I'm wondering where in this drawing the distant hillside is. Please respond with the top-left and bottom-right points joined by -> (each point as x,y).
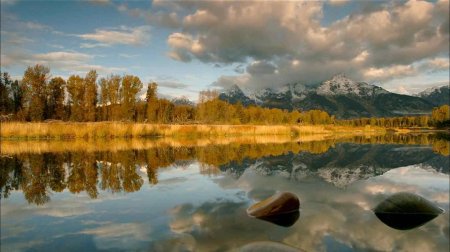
417,85 -> 449,106
219,74 -> 434,119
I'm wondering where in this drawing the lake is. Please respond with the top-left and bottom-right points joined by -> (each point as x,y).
1,133 -> 449,251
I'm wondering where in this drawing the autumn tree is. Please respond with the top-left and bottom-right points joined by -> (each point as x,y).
108,75 -> 121,121
146,82 -> 158,122
84,70 -> 98,121
99,78 -> 109,121
66,75 -> 85,121
121,75 -> 142,121
432,105 -> 450,127
47,77 -> 66,120
21,65 -> 50,121
156,99 -> 174,123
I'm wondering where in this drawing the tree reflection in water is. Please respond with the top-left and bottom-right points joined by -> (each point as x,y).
0,133 -> 448,205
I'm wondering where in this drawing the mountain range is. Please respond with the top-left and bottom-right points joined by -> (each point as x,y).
416,85 -> 450,106
219,74 -> 447,119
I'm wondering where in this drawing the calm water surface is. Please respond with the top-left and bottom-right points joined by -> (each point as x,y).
1,134 -> 449,251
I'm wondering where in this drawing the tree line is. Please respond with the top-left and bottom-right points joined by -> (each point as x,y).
1,64 -> 449,127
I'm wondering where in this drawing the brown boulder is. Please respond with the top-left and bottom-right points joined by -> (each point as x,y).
247,192 -> 300,218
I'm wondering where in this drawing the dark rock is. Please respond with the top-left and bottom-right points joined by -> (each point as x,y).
239,241 -> 302,252
247,192 -> 300,218
257,210 -> 300,227
374,192 -> 444,230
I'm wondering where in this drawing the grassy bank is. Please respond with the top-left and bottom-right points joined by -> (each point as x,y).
0,121 -> 387,140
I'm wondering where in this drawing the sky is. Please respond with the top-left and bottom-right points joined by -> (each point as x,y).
0,0 -> 449,101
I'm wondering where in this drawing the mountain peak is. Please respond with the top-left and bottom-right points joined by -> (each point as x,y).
417,85 -> 449,106
317,74 -> 388,97
223,84 -> 245,95
418,85 -> 447,96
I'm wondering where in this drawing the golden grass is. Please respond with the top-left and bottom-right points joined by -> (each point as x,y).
0,121 -> 387,140
4,130 -> 427,156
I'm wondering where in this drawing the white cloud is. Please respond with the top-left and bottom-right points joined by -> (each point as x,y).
363,65 -> 416,81
80,42 -> 111,48
147,0 -> 448,91
33,51 -> 92,62
1,50 -> 125,75
328,0 -> 350,6
77,26 -> 151,46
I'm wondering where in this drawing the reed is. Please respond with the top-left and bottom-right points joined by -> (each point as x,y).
0,121 -> 388,140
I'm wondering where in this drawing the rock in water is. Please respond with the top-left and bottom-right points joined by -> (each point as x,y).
239,241 -> 302,252
247,192 -> 300,218
374,192 -> 444,230
257,210 -> 300,227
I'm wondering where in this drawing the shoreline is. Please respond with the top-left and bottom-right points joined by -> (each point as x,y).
1,131 -> 447,156
0,121 -> 392,140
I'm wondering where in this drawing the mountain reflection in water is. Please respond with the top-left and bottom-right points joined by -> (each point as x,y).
0,133 -> 449,252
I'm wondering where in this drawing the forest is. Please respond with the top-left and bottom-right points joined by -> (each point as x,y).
0,64 -> 449,127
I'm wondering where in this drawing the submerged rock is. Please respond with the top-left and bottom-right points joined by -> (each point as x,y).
374,192 -> 444,230
239,241 -> 302,252
247,192 -> 300,218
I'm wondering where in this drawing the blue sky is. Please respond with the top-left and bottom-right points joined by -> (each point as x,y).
1,0 -> 449,100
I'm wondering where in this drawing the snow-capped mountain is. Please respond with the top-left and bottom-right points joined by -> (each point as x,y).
316,74 -> 389,97
416,85 -> 449,106
219,84 -> 255,106
219,74 -> 434,119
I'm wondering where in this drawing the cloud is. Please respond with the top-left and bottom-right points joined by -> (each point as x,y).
234,64 -> 245,74
1,50 -> 125,75
363,65 -> 416,81
116,3 -> 181,29
80,42 -> 111,48
33,51 -> 92,62
118,53 -> 139,58
157,81 -> 189,89
418,58 -> 450,73
1,13 -> 55,34
76,26 -> 151,46
328,0 -> 350,6
246,61 -> 277,75
147,0 -> 448,90
0,0 -> 18,5
88,0 -> 110,5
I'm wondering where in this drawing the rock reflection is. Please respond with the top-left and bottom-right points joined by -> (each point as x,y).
239,241 -> 301,252
374,192 -> 444,230
257,210 -> 300,227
